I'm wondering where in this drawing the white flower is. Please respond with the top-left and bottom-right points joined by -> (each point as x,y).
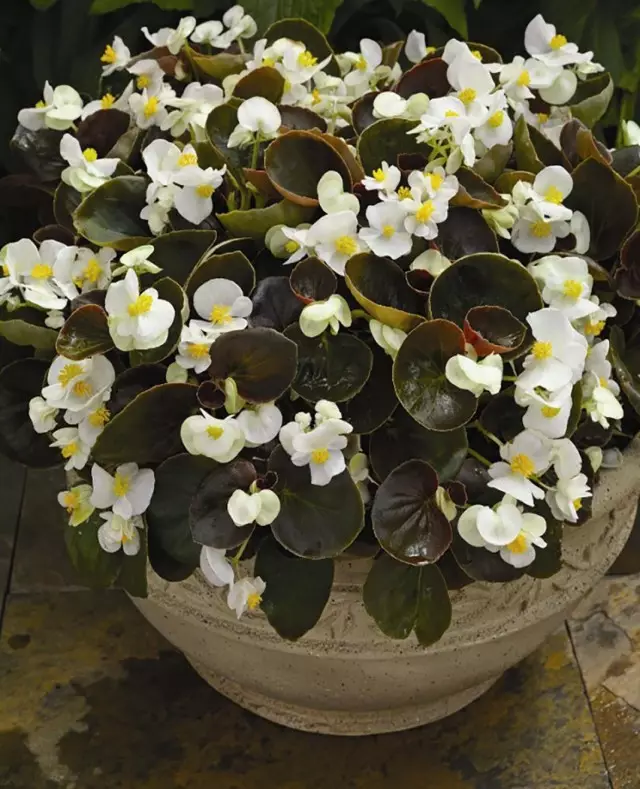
401,188 -> 449,240
90,462 -> 155,520
528,255 -> 598,321
343,39 -> 383,95
511,201 -> 571,254
306,211 -> 363,275
370,319 -> 406,358
579,297 -> 616,340
29,396 -> 58,434
113,245 -> 161,278
622,120 -> 640,147
57,484 -> 95,527
141,182 -> 177,235
516,166 -> 574,221
524,14 -> 592,67
474,91 -> 513,149
127,59 -> 165,96
285,418 -> 353,486
59,134 -> 118,193
446,56 -> 494,122
361,160 -> 401,194
142,139 -> 184,186
56,247 -> 115,293
435,486 -> 457,521
142,16 -> 196,55
173,165 -> 226,225
410,248 -> 451,276
227,576 -> 266,618
488,429 -> 552,506
547,473 -> 591,523
517,308 -> 588,394
570,211 -> 590,255
50,427 -> 91,471
349,451 -> 371,504
129,85 -> 175,129
227,488 -> 281,527
359,201 -> 412,259
162,82 -> 224,138
77,403 -> 111,447
100,36 -> 130,76
200,546 -> 234,588
82,85 -> 135,120
267,224 -> 313,264
18,82 -> 83,132
42,354 -> 115,413
221,5 -> 257,44
521,387 -> 573,439
405,30 -> 428,64
44,310 -> 64,329
299,294 -> 352,338
445,353 -> 503,397
4,238 -> 70,310
279,40 -> 332,86
482,198 -> 518,239
191,20 -> 225,46
317,171 -> 360,214
499,55 -> 558,101
236,403 -> 283,447
192,278 -> 252,334
582,373 -> 624,428
227,97 -> 281,148
181,410 -> 245,461
175,322 -> 215,374
539,69 -> 578,105
98,512 -> 143,556
410,167 -> 459,203
372,92 -> 408,119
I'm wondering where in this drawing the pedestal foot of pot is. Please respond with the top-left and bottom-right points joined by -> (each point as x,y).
185,655 -> 500,735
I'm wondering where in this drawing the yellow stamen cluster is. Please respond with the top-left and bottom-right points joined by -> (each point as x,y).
509,453 -> 535,477
415,200 -> 435,224
585,320 -> 605,336
373,167 -> 386,182
188,343 -> 210,359
101,44 -> 117,64
506,533 -> 528,554
207,425 -> 224,440
541,405 -> 561,418
517,70 -> 531,87
284,240 -> 300,254
544,185 -> 563,205
537,112 -> 549,123
445,110 -> 459,118
83,257 -> 102,284
58,363 -> 84,386
531,219 -> 552,238
471,50 -> 483,61
72,380 -> 93,398
136,74 -> 150,90
563,279 -> 582,299
397,186 -> 412,199
143,96 -> 159,118
550,33 -> 567,50
297,50 -> 318,68
88,406 -> 110,428
61,442 -> 78,459
113,473 -> 131,497
31,263 -> 52,280
355,54 -> 368,71
196,184 -> 214,199
311,88 -> 321,105
210,305 -> 232,325
63,491 -> 80,513
127,293 -> 154,317
487,110 -> 504,128
334,235 -> 358,256
101,93 -> 116,109
311,448 -> 330,465
532,340 -> 553,360
247,592 -> 262,610
429,172 -> 443,190
381,224 -> 396,239
178,152 -> 198,167
458,88 -> 477,105
83,148 -> 98,163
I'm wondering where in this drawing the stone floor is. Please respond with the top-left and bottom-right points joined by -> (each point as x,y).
0,459 -> 638,789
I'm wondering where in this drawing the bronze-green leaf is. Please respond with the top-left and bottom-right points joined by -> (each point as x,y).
185,251 -> 255,298
340,346 -> 397,434
614,230 -> 640,299
279,105 -> 328,132
569,73 -> 614,129
357,118 -> 430,174
436,207 -> 499,260
473,143 -> 512,184
464,305 -> 527,356
610,326 -> 640,417
0,304 -> 58,351
451,167 -> 507,210
219,200 -> 317,241
396,58 -> 449,99
130,278 -> 187,366
55,305 -> 114,360
233,66 -> 285,103
290,256 -> 336,302
142,230 -> 216,286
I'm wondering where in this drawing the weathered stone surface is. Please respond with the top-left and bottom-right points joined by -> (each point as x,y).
0,457 -> 26,616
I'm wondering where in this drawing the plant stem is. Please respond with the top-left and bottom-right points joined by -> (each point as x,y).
249,132 -> 262,171
472,421 -> 503,447
467,447 -> 491,467
231,534 -> 252,567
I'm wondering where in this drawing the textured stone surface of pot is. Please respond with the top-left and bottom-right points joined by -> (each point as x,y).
132,440 -> 640,736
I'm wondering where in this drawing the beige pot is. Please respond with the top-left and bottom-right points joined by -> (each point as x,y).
132,439 -> 640,736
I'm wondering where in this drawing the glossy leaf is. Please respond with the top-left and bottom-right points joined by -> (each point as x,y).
340,346 -> 397,434
130,278 -> 187,366
357,118 -> 430,174
255,537 -> 334,640
55,305 -> 113,360
464,305 -> 527,356
284,324 -> 373,403
473,143 -> 512,184
53,181 -> 83,231
569,73 -> 614,129
560,119 -> 612,169
233,66 -> 285,103
205,102 -> 248,177
269,446 -> 364,558
208,327 -> 298,403
250,276 -> 303,330
65,511 -> 121,588
436,207 -> 499,260
513,115 -> 543,173
392,319 -> 477,432
76,109 -> 130,157
451,531 -> 524,582
614,230 -> 640,299
396,57 -> 449,99
278,105 -> 327,132
185,251 -> 255,299
611,146 -> 640,178
143,230 -> 216,286
290,256 -> 336,302
0,305 -> 58,350
352,92 -> 379,135
264,18 -> 339,75
610,326 -> 640,417
189,50 -> 245,81
451,167 -> 507,210
218,200 -> 317,241
108,364 -> 167,417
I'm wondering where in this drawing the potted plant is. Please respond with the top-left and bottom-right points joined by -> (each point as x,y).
1,7 -> 639,735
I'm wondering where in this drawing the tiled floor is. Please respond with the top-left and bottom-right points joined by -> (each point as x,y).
0,459 -> 638,789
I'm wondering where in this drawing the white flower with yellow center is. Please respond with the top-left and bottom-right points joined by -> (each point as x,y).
445,352 -> 503,397
192,278 -> 253,335
59,134 -> 118,193
528,255 -> 598,321
236,403 -> 283,447
162,83 -> 224,138
129,85 -> 175,130
317,171 -> 360,214
409,167 -> 459,203
18,82 -> 83,132
112,245 -> 161,278
200,546 -> 234,588
29,396 -> 59,434
524,14 -> 593,68
143,139 -> 188,186
474,90 -> 513,149
142,16 -> 196,55
50,426 -> 91,471
446,56 -> 494,124
577,297 -> 616,340
41,354 -> 115,413
141,182 -> 178,235
57,484 -> 95,527
511,201 -> 571,254
343,39 -> 383,95
516,166 -> 574,221
299,294 -> 352,338
286,418 -> 353,486
518,384 -> 573,439
75,403 -> 111,447
55,247 -> 115,293
369,319 -> 406,359
359,201 -> 412,259
82,83 -> 134,118
410,248 -> 452,277
227,97 -> 281,149
517,308 -> 588,395
487,429 -> 552,506
499,55 -> 558,101
227,487 -> 281,527
411,95 -> 473,145
482,197 -> 518,239
582,372 -> 624,429
266,224 -> 313,264
306,211 -> 362,275
4,238 -> 69,310
361,160 -> 401,195
100,36 -> 130,76
181,410 -> 246,462
547,473 -> 591,524
173,164 -> 226,225
98,512 -> 143,556
227,576 -> 266,618
105,269 -> 176,351
90,462 -> 155,520
127,59 -> 165,96
401,187 -> 450,240
218,5 -> 257,46
175,322 -> 216,374
280,40 -> 332,85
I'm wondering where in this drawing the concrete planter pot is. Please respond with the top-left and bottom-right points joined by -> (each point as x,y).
132,439 -> 640,736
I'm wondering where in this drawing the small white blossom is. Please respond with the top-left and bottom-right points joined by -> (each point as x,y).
227,576 -> 266,618
57,484 -> 95,527
359,201 -> 412,259
18,82 -> 83,131
29,396 -> 58,434
227,97 -> 281,148
90,462 -> 155,520
181,410 -> 245,462
299,294 -> 352,338
370,319 -> 406,359
547,473 -> 591,523
98,512 -> 143,556
488,429 -> 552,506
142,16 -> 196,55
42,354 -> 115,413
306,211 -> 363,275
445,352 -> 503,397
227,488 -> 281,527
50,426 -> 91,471
100,36 -> 131,76
192,278 -> 252,334
60,134 -> 118,193
361,160 -> 401,195
200,546 -> 234,588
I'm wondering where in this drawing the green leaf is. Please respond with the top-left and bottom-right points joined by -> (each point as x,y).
464,305 -> 527,356
11,126 -> 64,183
451,531 -> 524,582
255,537 -> 334,640
269,446 -> 364,558
143,230 -> 216,286
610,326 -> 640,417
513,116 -> 544,174
130,278 -> 187,366
284,324 -> 373,403
147,453 -> 215,567
614,230 -> 640,299
372,459 -> 452,565
0,304 -> 58,351
265,130 -> 352,206
451,167 -> 507,210
340,346 -> 397,434
55,305 -> 113,360
205,103 -> 249,179
185,251 -> 255,298
370,406 -> 467,482
436,207 -> 499,260
392,319 -> 477,432
218,201 -> 317,241
263,17 -> 340,69
251,276 -> 303,331
290,256 -> 336,302
188,49 -> 246,82
363,553 -> 451,645
93,383 -> 198,466
189,460 -> 256,550
395,57 -> 450,99
566,157 -> 638,261
109,364 -> 167,416
0,358 -> 60,468
473,143 -> 512,184
479,391 -> 526,443
357,118 -> 431,175
345,253 -> 425,331
421,0 -> 468,37
611,146 -> 640,177
148,532 -> 197,583
560,119 -> 612,169
429,253 -> 543,357
208,327 -> 298,403
65,511 -> 121,588
233,67 -> 286,103
569,73 -> 614,129
53,182 -> 82,231
74,175 -> 151,251
76,109 -> 130,158
278,105 -> 327,132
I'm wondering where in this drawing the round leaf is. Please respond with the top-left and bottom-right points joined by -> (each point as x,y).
76,109 -> 130,157
284,324 -> 373,403
108,364 -> 167,416
250,276 -> 303,330
54,182 -> 82,231
569,73 -> 614,129
340,346 -> 397,434
436,207 -> 499,260
219,200 -> 317,241
143,230 -> 216,286
233,66 -> 285,103
255,537 -> 334,640
65,511 -> 121,588
269,446 -> 364,559
464,305 -> 527,356
55,305 -> 114,360
372,459 -> 452,565
278,105 -> 327,132
396,58 -> 449,99
352,92 -> 379,135
473,142 -> 512,184
451,167 -> 507,210
451,531 -> 524,582
208,327 -> 298,403
290,256 -> 336,302
0,304 -> 58,351
392,319 -> 477,431
130,278 -> 187,365
614,230 -> 640,299
185,251 -> 255,298
414,563 -> 453,646
357,118 -> 430,174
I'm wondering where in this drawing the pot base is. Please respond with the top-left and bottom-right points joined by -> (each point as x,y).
185,654 -> 499,736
